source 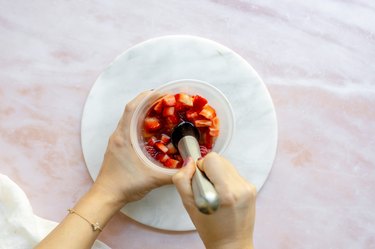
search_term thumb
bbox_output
[172,157,196,203]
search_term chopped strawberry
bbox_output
[156,153,170,163]
[175,93,193,106]
[144,117,161,132]
[200,145,210,157]
[193,95,208,111]
[174,102,187,111]
[147,136,158,146]
[195,119,212,127]
[155,153,170,163]
[163,95,176,106]
[209,127,220,137]
[165,115,179,125]
[186,110,199,121]
[167,143,177,154]
[199,105,216,119]
[162,106,175,117]
[153,99,163,114]
[211,116,220,128]
[155,142,169,153]
[146,145,157,158]
[143,130,155,139]
[161,134,171,144]
[143,92,220,169]
[164,158,180,168]
[205,135,214,149]
[201,130,214,149]
[174,154,183,162]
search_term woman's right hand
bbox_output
[172,152,256,249]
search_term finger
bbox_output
[196,157,205,172]
[172,157,196,203]
[117,90,152,133]
[197,152,238,186]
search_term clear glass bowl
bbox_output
[130,79,235,175]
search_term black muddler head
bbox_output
[171,121,200,148]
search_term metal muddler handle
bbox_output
[172,122,220,214]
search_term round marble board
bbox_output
[81,35,278,231]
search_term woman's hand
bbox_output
[37,91,173,249]
[172,153,256,249]
[93,91,172,207]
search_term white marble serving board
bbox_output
[81,35,278,231]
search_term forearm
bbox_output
[35,185,126,249]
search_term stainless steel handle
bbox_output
[177,136,220,214]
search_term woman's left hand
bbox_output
[93,91,172,207]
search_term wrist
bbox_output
[67,184,126,233]
[90,183,128,210]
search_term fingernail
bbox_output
[196,157,204,165]
[196,158,204,170]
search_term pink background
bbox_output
[1,1,374,248]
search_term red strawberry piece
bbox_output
[147,136,158,146]
[163,94,176,106]
[209,127,219,137]
[199,105,216,119]
[195,119,212,127]
[200,130,214,149]
[162,106,175,117]
[153,99,163,114]
[200,145,210,157]
[144,117,161,132]
[193,95,208,111]
[166,143,177,154]
[143,130,155,139]
[145,145,157,158]
[156,153,170,163]
[164,158,180,168]
[174,154,183,162]
[205,135,214,149]
[211,117,220,128]
[142,92,219,168]
[155,142,169,153]
[161,134,171,144]
[200,130,207,144]
[186,110,199,121]
[174,102,187,111]
[166,115,179,125]
[175,93,193,106]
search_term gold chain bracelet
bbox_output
[67,208,103,232]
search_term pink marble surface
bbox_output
[1,0,374,248]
